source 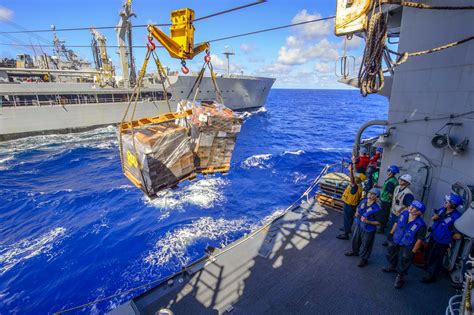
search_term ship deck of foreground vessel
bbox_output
[112,199,455,314]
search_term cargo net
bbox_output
[119,101,242,197]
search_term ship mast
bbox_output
[116,0,136,87]
[222,47,235,76]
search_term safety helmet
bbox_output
[376,147,383,153]
[445,193,463,207]
[359,147,368,154]
[399,174,412,184]
[410,200,426,213]
[368,188,381,197]
[356,173,367,182]
[387,165,400,174]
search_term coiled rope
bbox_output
[358,2,474,97]
[358,10,387,97]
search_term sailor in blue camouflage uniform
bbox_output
[383,200,427,289]
[421,193,463,283]
[344,188,382,268]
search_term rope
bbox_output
[389,1,474,10]
[151,50,173,112]
[0,0,267,35]
[208,16,335,43]
[388,36,474,66]
[358,9,387,96]
[0,15,336,49]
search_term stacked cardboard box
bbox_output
[191,102,242,172]
[120,122,195,196]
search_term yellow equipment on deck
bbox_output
[316,172,351,212]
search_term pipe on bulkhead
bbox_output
[352,120,389,156]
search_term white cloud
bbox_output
[314,62,333,73]
[277,46,306,65]
[277,38,339,65]
[306,39,339,61]
[210,54,245,74]
[291,10,334,39]
[240,43,255,53]
[0,7,13,21]
[286,36,303,47]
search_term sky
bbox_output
[0,0,365,89]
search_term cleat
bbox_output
[344,251,358,257]
[382,241,388,247]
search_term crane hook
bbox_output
[204,49,211,63]
[181,59,189,74]
[146,36,156,52]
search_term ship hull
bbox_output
[0,75,275,141]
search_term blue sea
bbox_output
[0,89,387,314]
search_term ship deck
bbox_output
[112,199,456,314]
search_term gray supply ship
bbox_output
[100,0,473,314]
[0,1,274,141]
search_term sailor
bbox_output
[382,174,415,246]
[337,156,366,240]
[421,193,463,283]
[378,165,400,234]
[366,147,383,189]
[344,188,382,267]
[355,147,370,174]
[383,200,427,289]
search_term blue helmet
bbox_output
[376,147,383,153]
[410,200,426,213]
[387,165,400,174]
[369,188,381,197]
[359,147,368,154]
[445,193,463,207]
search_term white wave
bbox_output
[145,217,251,267]
[241,153,273,169]
[239,106,267,119]
[0,126,118,167]
[283,149,305,155]
[146,177,228,216]
[0,227,67,275]
[290,171,307,184]
[0,155,14,170]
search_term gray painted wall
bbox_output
[379,0,473,213]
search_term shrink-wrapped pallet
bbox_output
[190,102,242,172]
[120,122,195,197]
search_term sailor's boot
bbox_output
[394,274,404,289]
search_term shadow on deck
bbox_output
[113,199,456,314]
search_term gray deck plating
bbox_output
[112,200,455,314]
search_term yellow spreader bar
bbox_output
[119,109,193,132]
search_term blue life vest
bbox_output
[354,198,381,232]
[431,207,462,245]
[393,210,426,247]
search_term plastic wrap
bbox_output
[120,122,194,196]
[190,101,242,171]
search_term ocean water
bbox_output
[0,89,387,314]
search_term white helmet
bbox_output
[399,174,412,184]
